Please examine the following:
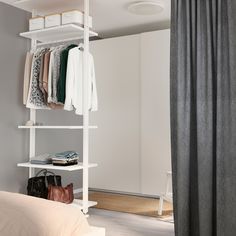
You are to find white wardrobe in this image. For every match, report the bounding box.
[89,29,171,196]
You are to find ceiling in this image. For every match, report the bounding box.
[0,0,171,38]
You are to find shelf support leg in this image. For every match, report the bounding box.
[29,109,36,178]
[82,0,90,215]
[29,9,37,179]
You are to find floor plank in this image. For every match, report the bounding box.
[89,191,173,218]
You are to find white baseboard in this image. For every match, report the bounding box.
[89,188,161,199]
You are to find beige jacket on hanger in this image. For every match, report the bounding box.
[23,52,33,105]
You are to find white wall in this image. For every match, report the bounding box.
[140,30,171,195]
[90,35,141,193]
[0,3,29,193]
[90,29,171,196]
[0,3,83,193]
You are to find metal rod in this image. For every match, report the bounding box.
[37,36,85,47]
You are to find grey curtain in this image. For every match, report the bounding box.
[170,1,236,236]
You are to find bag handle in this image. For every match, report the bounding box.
[35,169,48,177]
[44,171,58,187]
[33,169,59,187]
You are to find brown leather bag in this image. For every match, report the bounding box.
[47,183,74,204]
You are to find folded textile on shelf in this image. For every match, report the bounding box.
[52,151,79,166]
[54,151,79,159]
[30,154,53,165]
[52,160,78,166]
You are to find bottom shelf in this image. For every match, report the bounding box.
[71,199,97,209]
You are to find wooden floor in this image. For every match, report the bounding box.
[89,191,173,218]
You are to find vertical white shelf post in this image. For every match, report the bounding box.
[82,0,90,214]
[29,9,37,178]
[29,109,36,178]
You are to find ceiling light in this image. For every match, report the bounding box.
[128,1,164,15]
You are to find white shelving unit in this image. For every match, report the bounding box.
[9,0,97,214]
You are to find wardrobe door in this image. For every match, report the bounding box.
[89,35,141,193]
[140,30,172,196]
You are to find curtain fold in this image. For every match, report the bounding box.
[170,0,236,235]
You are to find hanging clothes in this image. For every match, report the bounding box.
[40,50,51,103]
[42,50,51,94]
[57,44,78,104]
[26,48,49,109]
[48,45,66,104]
[47,47,56,104]
[23,52,33,105]
[64,44,98,115]
[23,44,98,114]
[40,48,63,110]
[38,52,47,103]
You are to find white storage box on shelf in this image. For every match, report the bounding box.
[29,16,44,31]
[62,10,92,28]
[45,14,61,28]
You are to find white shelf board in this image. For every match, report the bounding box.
[20,24,98,43]
[17,162,98,171]
[18,125,98,129]
[4,0,84,15]
[71,199,97,209]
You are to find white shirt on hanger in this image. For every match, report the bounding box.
[64,45,98,115]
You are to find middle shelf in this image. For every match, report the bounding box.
[18,125,98,129]
[17,162,98,171]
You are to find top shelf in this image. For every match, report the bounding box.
[20,24,98,44]
[2,0,84,15]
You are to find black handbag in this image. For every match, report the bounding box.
[27,169,62,199]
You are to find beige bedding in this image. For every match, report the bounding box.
[85,227,106,236]
[0,191,90,236]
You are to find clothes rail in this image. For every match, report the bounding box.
[37,36,85,47]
